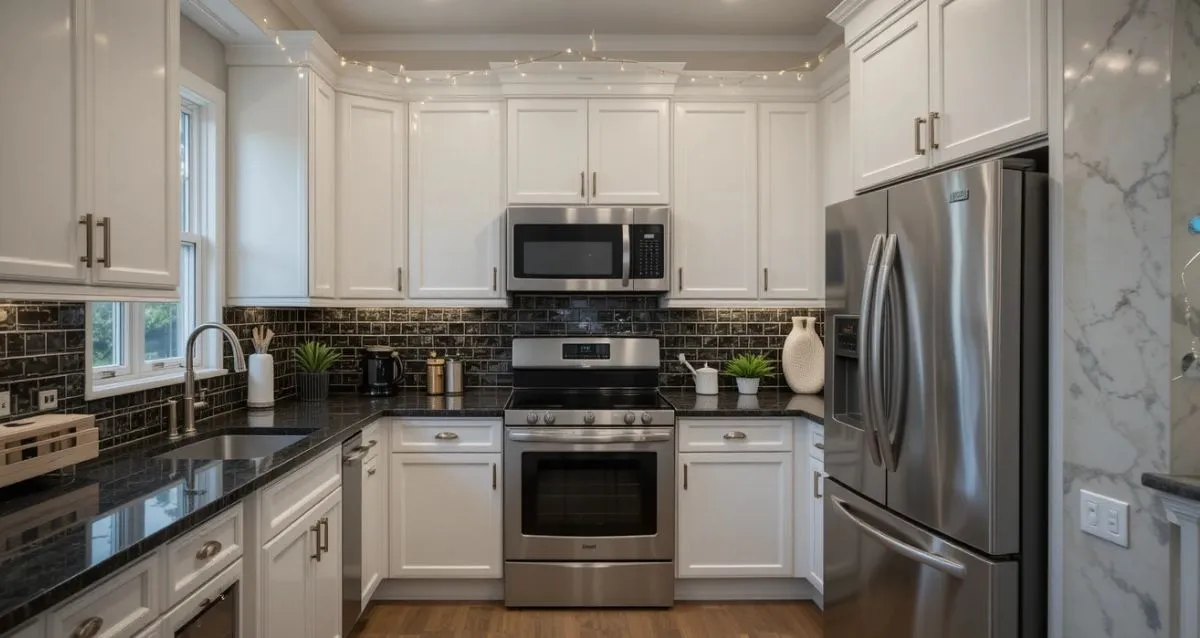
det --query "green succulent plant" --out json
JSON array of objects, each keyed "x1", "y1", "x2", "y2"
[
  {"x1": 295, "y1": 341, "x2": 341, "y2": 373},
  {"x1": 724, "y1": 353, "x2": 775, "y2": 379}
]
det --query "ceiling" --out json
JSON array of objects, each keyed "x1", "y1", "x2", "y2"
[{"x1": 312, "y1": 0, "x2": 841, "y2": 36}]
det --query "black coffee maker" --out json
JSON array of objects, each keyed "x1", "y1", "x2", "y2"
[{"x1": 359, "y1": 346, "x2": 403, "y2": 396}]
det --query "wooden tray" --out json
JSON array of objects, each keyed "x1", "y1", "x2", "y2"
[{"x1": 0, "y1": 414, "x2": 99, "y2": 489}]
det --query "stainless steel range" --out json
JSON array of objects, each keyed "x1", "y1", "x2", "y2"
[{"x1": 503, "y1": 337, "x2": 676, "y2": 608}]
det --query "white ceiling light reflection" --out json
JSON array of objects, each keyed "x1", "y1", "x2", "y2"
[{"x1": 1137, "y1": 58, "x2": 1161, "y2": 76}]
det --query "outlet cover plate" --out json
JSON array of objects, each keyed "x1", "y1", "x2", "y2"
[
  {"x1": 1080, "y1": 489, "x2": 1129, "y2": 547},
  {"x1": 0, "y1": 391, "x2": 9, "y2": 417},
  {"x1": 36, "y1": 389, "x2": 58, "y2": 411}
]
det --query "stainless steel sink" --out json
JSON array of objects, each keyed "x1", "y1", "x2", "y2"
[{"x1": 154, "y1": 434, "x2": 308, "y2": 461}]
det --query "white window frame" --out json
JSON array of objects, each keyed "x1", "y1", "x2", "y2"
[{"x1": 86, "y1": 69, "x2": 227, "y2": 399}]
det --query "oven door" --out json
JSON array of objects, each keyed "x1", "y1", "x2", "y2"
[
  {"x1": 507, "y1": 207, "x2": 632, "y2": 292},
  {"x1": 504, "y1": 428, "x2": 675, "y2": 561}
]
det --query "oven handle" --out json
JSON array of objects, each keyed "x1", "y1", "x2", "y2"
[
  {"x1": 507, "y1": 430, "x2": 673, "y2": 444},
  {"x1": 621, "y1": 224, "x2": 631, "y2": 288}
]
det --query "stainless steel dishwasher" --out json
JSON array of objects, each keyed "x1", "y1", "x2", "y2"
[{"x1": 341, "y1": 432, "x2": 371, "y2": 635}]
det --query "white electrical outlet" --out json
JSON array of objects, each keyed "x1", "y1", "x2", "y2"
[
  {"x1": 0, "y1": 391, "x2": 9, "y2": 417},
  {"x1": 36, "y1": 389, "x2": 58, "y2": 411},
  {"x1": 1080, "y1": 489, "x2": 1129, "y2": 547}
]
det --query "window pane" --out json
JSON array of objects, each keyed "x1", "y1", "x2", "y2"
[
  {"x1": 91, "y1": 303, "x2": 122, "y2": 367},
  {"x1": 143, "y1": 303, "x2": 181, "y2": 361},
  {"x1": 180, "y1": 109, "x2": 192, "y2": 230}
]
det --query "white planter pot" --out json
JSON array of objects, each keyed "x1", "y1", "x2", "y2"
[{"x1": 735, "y1": 377, "x2": 761, "y2": 395}]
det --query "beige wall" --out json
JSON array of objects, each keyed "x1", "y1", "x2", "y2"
[{"x1": 181, "y1": 15, "x2": 227, "y2": 91}]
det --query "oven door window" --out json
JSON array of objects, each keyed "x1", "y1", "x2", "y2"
[
  {"x1": 521, "y1": 452, "x2": 657, "y2": 537},
  {"x1": 176, "y1": 583, "x2": 237, "y2": 638},
  {"x1": 513, "y1": 224, "x2": 622, "y2": 279}
]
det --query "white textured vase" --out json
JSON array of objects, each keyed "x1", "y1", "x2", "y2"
[{"x1": 782, "y1": 316, "x2": 825, "y2": 394}]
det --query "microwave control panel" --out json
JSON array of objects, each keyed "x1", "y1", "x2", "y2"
[{"x1": 630, "y1": 224, "x2": 665, "y2": 279}]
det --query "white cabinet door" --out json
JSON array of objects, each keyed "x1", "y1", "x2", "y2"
[
  {"x1": 310, "y1": 489, "x2": 344, "y2": 638},
  {"x1": 759, "y1": 103, "x2": 822, "y2": 301},
  {"x1": 929, "y1": 0, "x2": 1046, "y2": 163},
  {"x1": 361, "y1": 454, "x2": 386, "y2": 604},
  {"x1": 507, "y1": 99, "x2": 589, "y2": 204},
  {"x1": 850, "y1": 1, "x2": 931, "y2": 190},
  {"x1": 588, "y1": 100, "x2": 670, "y2": 205},
  {"x1": 337, "y1": 94, "x2": 406, "y2": 300},
  {"x1": 821, "y1": 83, "x2": 853, "y2": 207},
  {"x1": 672, "y1": 103, "x2": 758, "y2": 300},
  {"x1": 0, "y1": 0, "x2": 86, "y2": 284},
  {"x1": 408, "y1": 102, "x2": 503, "y2": 299},
  {"x1": 389, "y1": 453, "x2": 503, "y2": 578},
  {"x1": 678, "y1": 452, "x2": 793, "y2": 578},
  {"x1": 261, "y1": 502, "x2": 320, "y2": 638},
  {"x1": 308, "y1": 74, "x2": 336, "y2": 299},
  {"x1": 809, "y1": 456, "x2": 825, "y2": 592},
  {"x1": 90, "y1": 0, "x2": 180, "y2": 289}
]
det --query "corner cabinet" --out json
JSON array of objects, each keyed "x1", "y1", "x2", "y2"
[
  {"x1": 407, "y1": 102, "x2": 504, "y2": 300},
  {"x1": 839, "y1": 0, "x2": 1046, "y2": 191},
  {"x1": 506, "y1": 99, "x2": 670, "y2": 205},
  {"x1": 0, "y1": 0, "x2": 180, "y2": 299},
  {"x1": 227, "y1": 34, "x2": 337, "y2": 305}
]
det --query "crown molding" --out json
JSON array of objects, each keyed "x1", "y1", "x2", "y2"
[
  {"x1": 335, "y1": 33, "x2": 829, "y2": 54},
  {"x1": 181, "y1": 0, "x2": 272, "y2": 44},
  {"x1": 830, "y1": 0, "x2": 915, "y2": 48},
  {"x1": 272, "y1": 0, "x2": 342, "y2": 43},
  {"x1": 226, "y1": 30, "x2": 341, "y2": 81},
  {"x1": 828, "y1": 0, "x2": 875, "y2": 26}
]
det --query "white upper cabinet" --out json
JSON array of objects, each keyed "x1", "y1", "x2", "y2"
[
  {"x1": 0, "y1": 0, "x2": 180, "y2": 297},
  {"x1": 507, "y1": 100, "x2": 589, "y2": 204},
  {"x1": 336, "y1": 94, "x2": 407, "y2": 300},
  {"x1": 589, "y1": 100, "x2": 671, "y2": 205},
  {"x1": 408, "y1": 101, "x2": 504, "y2": 300},
  {"x1": 838, "y1": 0, "x2": 1048, "y2": 191},
  {"x1": 928, "y1": 0, "x2": 1046, "y2": 163},
  {"x1": 821, "y1": 84, "x2": 853, "y2": 207},
  {"x1": 759, "y1": 103, "x2": 822, "y2": 301},
  {"x1": 227, "y1": 34, "x2": 338, "y2": 305},
  {"x1": 850, "y1": 1, "x2": 931, "y2": 190},
  {"x1": 672, "y1": 103, "x2": 758, "y2": 300}
]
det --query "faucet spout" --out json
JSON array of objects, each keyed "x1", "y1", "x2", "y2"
[{"x1": 171, "y1": 322, "x2": 248, "y2": 440}]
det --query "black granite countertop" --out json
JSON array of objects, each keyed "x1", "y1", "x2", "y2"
[
  {"x1": 0, "y1": 389, "x2": 510, "y2": 633},
  {"x1": 660, "y1": 389, "x2": 824, "y2": 423},
  {"x1": 1142, "y1": 473, "x2": 1200, "y2": 502}
]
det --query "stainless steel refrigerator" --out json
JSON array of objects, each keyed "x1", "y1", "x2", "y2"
[{"x1": 823, "y1": 159, "x2": 1047, "y2": 638}]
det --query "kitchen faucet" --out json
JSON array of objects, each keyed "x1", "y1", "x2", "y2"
[{"x1": 168, "y1": 323, "x2": 248, "y2": 440}]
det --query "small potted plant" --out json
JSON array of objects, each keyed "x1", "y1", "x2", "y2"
[
  {"x1": 725, "y1": 353, "x2": 775, "y2": 395},
  {"x1": 295, "y1": 341, "x2": 340, "y2": 402}
]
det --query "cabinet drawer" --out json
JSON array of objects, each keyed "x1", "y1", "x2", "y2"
[
  {"x1": 391, "y1": 419, "x2": 502, "y2": 453},
  {"x1": 679, "y1": 418, "x2": 794, "y2": 452},
  {"x1": 164, "y1": 503, "x2": 243, "y2": 607},
  {"x1": 5, "y1": 618, "x2": 44, "y2": 638},
  {"x1": 49, "y1": 552, "x2": 161, "y2": 638},
  {"x1": 361, "y1": 421, "x2": 382, "y2": 461},
  {"x1": 808, "y1": 421, "x2": 824, "y2": 460},
  {"x1": 259, "y1": 448, "x2": 341, "y2": 541}
]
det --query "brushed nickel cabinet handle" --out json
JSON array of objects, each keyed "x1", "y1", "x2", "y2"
[
  {"x1": 592, "y1": 171, "x2": 597, "y2": 198},
  {"x1": 78, "y1": 214, "x2": 94, "y2": 267},
  {"x1": 763, "y1": 268, "x2": 769, "y2": 292},
  {"x1": 929, "y1": 112, "x2": 940, "y2": 150},
  {"x1": 367, "y1": 467, "x2": 377, "y2": 476},
  {"x1": 310, "y1": 523, "x2": 321, "y2": 561},
  {"x1": 683, "y1": 464, "x2": 688, "y2": 490},
  {"x1": 678, "y1": 267, "x2": 683, "y2": 292},
  {"x1": 492, "y1": 463, "x2": 497, "y2": 490},
  {"x1": 914, "y1": 117, "x2": 927, "y2": 156},
  {"x1": 434, "y1": 431, "x2": 459, "y2": 440},
  {"x1": 397, "y1": 267, "x2": 403, "y2": 292},
  {"x1": 71, "y1": 617, "x2": 103, "y2": 638},
  {"x1": 318, "y1": 517, "x2": 329, "y2": 554},
  {"x1": 492, "y1": 267, "x2": 498, "y2": 291},
  {"x1": 814, "y1": 471, "x2": 823, "y2": 499},
  {"x1": 815, "y1": 441, "x2": 825, "y2": 450},
  {"x1": 723, "y1": 431, "x2": 748, "y2": 440},
  {"x1": 195, "y1": 540, "x2": 222, "y2": 560},
  {"x1": 97, "y1": 216, "x2": 112, "y2": 267},
  {"x1": 580, "y1": 171, "x2": 586, "y2": 198}
]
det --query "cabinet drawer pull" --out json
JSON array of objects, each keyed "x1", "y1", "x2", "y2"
[
  {"x1": 928, "y1": 111, "x2": 940, "y2": 150},
  {"x1": 683, "y1": 463, "x2": 688, "y2": 490},
  {"x1": 367, "y1": 467, "x2": 377, "y2": 476},
  {"x1": 310, "y1": 523, "x2": 322, "y2": 561},
  {"x1": 79, "y1": 214, "x2": 94, "y2": 267},
  {"x1": 72, "y1": 617, "x2": 103, "y2": 638},
  {"x1": 97, "y1": 216, "x2": 112, "y2": 267},
  {"x1": 195, "y1": 540, "x2": 223, "y2": 561},
  {"x1": 318, "y1": 517, "x2": 330, "y2": 554},
  {"x1": 723, "y1": 431, "x2": 748, "y2": 440},
  {"x1": 914, "y1": 116, "x2": 927, "y2": 156},
  {"x1": 434, "y1": 431, "x2": 459, "y2": 440},
  {"x1": 814, "y1": 471, "x2": 823, "y2": 499},
  {"x1": 814, "y1": 441, "x2": 825, "y2": 451}
]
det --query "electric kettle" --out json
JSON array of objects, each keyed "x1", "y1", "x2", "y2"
[{"x1": 359, "y1": 346, "x2": 403, "y2": 397}]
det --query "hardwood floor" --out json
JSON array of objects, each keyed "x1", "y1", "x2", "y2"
[{"x1": 350, "y1": 601, "x2": 823, "y2": 638}]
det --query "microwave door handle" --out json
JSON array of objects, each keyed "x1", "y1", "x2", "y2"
[{"x1": 621, "y1": 225, "x2": 632, "y2": 288}]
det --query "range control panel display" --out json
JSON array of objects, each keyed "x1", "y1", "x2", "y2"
[{"x1": 562, "y1": 343, "x2": 612, "y2": 360}]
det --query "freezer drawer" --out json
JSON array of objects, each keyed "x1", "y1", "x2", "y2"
[{"x1": 825, "y1": 480, "x2": 1018, "y2": 638}]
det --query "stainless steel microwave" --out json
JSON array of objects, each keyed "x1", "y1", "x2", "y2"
[{"x1": 506, "y1": 207, "x2": 670, "y2": 293}]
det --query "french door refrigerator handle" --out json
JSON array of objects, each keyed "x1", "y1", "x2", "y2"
[
  {"x1": 884, "y1": 237, "x2": 909, "y2": 471},
  {"x1": 831, "y1": 495, "x2": 967, "y2": 579},
  {"x1": 870, "y1": 234, "x2": 900, "y2": 472},
  {"x1": 858, "y1": 233, "x2": 885, "y2": 468}
]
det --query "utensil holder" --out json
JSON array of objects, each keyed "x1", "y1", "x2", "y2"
[{"x1": 248, "y1": 353, "x2": 274, "y2": 408}]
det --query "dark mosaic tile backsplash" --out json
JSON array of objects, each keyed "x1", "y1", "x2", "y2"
[{"x1": 0, "y1": 296, "x2": 822, "y2": 450}]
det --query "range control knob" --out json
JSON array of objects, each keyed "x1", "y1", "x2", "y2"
[
  {"x1": 543, "y1": 412, "x2": 557, "y2": 425},
  {"x1": 526, "y1": 412, "x2": 539, "y2": 425},
  {"x1": 583, "y1": 411, "x2": 596, "y2": 425},
  {"x1": 641, "y1": 412, "x2": 653, "y2": 425},
  {"x1": 624, "y1": 411, "x2": 637, "y2": 425}
]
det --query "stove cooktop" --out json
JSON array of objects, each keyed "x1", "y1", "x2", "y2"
[{"x1": 503, "y1": 389, "x2": 677, "y2": 427}]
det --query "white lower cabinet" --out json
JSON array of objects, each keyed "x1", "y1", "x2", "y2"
[
  {"x1": 48, "y1": 552, "x2": 161, "y2": 638},
  {"x1": 677, "y1": 452, "x2": 794, "y2": 578},
  {"x1": 361, "y1": 453, "x2": 387, "y2": 603},
  {"x1": 809, "y1": 456, "x2": 825, "y2": 591},
  {"x1": 389, "y1": 453, "x2": 503, "y2": 578},
  {"x1": 261, "y1": 487, "x2": 343, "y2": 638}
]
